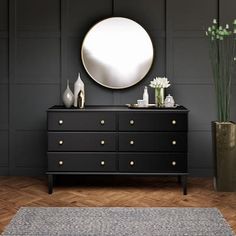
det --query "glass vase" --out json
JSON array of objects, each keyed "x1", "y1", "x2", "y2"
[{"x1": 155, "y1": 87, "x2": 164, "y2": 107}]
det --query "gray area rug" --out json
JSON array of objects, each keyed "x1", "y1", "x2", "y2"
[{"x1": 1, "y1": 207, "x2": 235, "y2": 236}]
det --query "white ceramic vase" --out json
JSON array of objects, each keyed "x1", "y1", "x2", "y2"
[
  {"x1": 62, "y1": 80, "x2": 74, "y2": 108},
  {"x1": 74, "y1": 73, "x2": 85, "y2": 108}
]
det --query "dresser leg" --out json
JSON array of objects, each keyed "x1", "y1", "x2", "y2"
[
  {"x1": 181, "y1": 175, "x2": 187, "y2": 195},
  {"x1": 48, "y1": 174, "x2": 53, "y2": 194}
]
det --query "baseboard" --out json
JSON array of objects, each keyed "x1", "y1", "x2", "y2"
[
  {"x1": 9, "y1": 168, "x2": 45, "y2": 176},
  {"x1": 0, "y1": 167, "x2": 9, "y2": 175},
  {"x1": 189, "y1": 168, "x2": 214, "y2": 177}
]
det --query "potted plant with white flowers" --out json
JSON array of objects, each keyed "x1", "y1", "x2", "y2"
[
  {"x1": 206, "y1": 19, "x2": 236, "y2": 191},
  {"x1": 149, "y1": 77, "x2": 170, "y2": 107}
]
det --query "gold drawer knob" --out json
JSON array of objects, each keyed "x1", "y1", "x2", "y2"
[
  {"x1": 130, "y1": 120, "x2": 135, "y2": 125},
  {"x1": 172, "y1": 161, "x2": 176, "y2": 166},
  {"x1": 58, "y1": 120, "x2": 63, "y2": 125},
  {"x1": 100, "y1": 120, "x2": 105, "y2": 125},
  {"x1": 59, "y1": 160, "x2": 63, "y2": 166},
  {"x1": 130, "y1": 140, "x2": 135, "y2": 145},
  {"x1": 130, "y1": 161, "x2": 135, "y2": 166},
  {"x1": 172, "y1": 140, "x2": 177, "y2": 145},
  {"x1": 100, "y1": 161, "x2": 105, "y2": 166},
  {"x1": 59, "y1": 140, "x2": 63, "y2": 145},
  {"x1": 172, "y1": 120, "x2": 176, "y2": 125},
  {"x1": 100, "y1": 140, "x2": 105, "y2": 145}
]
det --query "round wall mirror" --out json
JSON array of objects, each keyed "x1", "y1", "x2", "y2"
[{"x1": 81, "y1": 17, "x2": 154, "y2": 89}]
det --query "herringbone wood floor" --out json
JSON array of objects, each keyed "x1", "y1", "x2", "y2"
[{"x1": 0, "y1": 176, "x2": 235, "y2": 234}]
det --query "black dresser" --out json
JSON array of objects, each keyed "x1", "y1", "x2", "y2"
[{"x1": 47, "y1": 105, "x2": 189, "y2": 194}]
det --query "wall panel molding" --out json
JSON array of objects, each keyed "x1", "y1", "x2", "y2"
[
  {"x1": 0, "y1": 32, "x2": 8, "y2": 38},
  {"x1": 0, "y1": 0, "x2": 9, "y2": 171},
  {"x1": 0, "y1": 167, "x2": 9, "y2": 175},
  {"x1": 60, "y1": 0, "x2": 68, "y2": 100},
  {"x1": 0, "y1": 0, "x2": 234, "y2": 176},
  {"x1": 8, "y1": 0, "x2": 17, "y2": 175},
  {"x1": 219, "y1": 0, "x2": 236, "y2": 24},
  {"x1": 166, "y1": 0, "x2": 219, "y2": 176}
]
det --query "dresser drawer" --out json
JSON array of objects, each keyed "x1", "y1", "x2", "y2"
[
  {"x1": 119, "y1": 112, "x2": 187, "y2": 131},
  {"x1": 48, "y1": 112, "x2": 116, "y2": 131},
  {"x1": 48, "y1": 132, "x2": 117, "y2": 151},
  {"x1": 48, "y1": 152, "x2": 116, "y2": 172},
  {"x1": 119, "y1": 153, "x2": 187, "y2": 173},
  {"x1": 119, "y1": 132, "x2": 187, "y2": 152}
]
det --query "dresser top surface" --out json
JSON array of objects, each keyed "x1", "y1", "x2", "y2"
[{"x1": 48, "y1": 105, "x2": 189, "y2": 112}]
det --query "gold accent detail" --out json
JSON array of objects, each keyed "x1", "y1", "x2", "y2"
[
  {"x1": 130, "y1": 161, "x2": 135, "y2": 166},
  {"x1": 130, "y1": 140, "x2": 134, "y2": 145},
  {"x1": 58, "y1": 120, "x2": 63, "y2": 125},
  {"x1": 172, "y1": 161, "x2": 176, "y2": 166},
  {"x1": 59, "y1": 161, "x2": 63, "y2": 166},
  {"x1": 130, "y1": 120, "x2": 135, "y2": 125},
  {"x1": 59, "y1": 140, "x2": 63, "y2": 145}
]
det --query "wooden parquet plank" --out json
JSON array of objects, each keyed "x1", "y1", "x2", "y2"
[{"x1": 0, "y1": 176, "x2": 236, "y2": 233}]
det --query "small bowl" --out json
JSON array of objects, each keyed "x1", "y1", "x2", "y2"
[{"x1": 137, "y1": 99, "x2": 145, "y2": 107}]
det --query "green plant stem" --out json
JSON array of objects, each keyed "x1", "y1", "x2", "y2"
[{"x1": 208, "y1": 31, "x2": 235, "y2": 122}]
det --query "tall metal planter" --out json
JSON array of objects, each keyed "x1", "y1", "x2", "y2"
[{"x1": 212, "y1": 121, "x2": 236, "y2": 191}]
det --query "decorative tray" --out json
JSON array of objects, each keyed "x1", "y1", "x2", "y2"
[{"x1": 126, "y1": 104, "x2": 179, "y2": 109}]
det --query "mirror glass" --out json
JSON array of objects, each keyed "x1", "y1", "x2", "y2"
[{"x1": 81, "y1": 17, "x2": 154, "y2": 89}]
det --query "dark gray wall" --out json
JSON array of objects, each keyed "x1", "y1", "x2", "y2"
[{"x1": 0, "y1": 0, "x2": 235, "y2": 176}]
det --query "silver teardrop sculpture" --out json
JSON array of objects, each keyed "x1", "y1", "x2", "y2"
[{"x1": 62, "y1": 80, "x2": 74, "y2": 108}]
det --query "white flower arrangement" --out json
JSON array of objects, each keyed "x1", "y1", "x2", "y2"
[
  {"x1": 205, "y1": 18, "x2": 236, "y2": 41},
  {"x1": 149, "y1": 77, "x2": 171, "y2": 89}
]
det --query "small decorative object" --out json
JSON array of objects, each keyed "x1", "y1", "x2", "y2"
[
  {"x1": 62, "y1": 80, "x2": 74, "y2": 108},
  {"x1": 126, "y1": 103, "x2": 158, "y2": 109},
  {"x1": 149, "y1": 77, "x2": 170, "y2": 107},
  {"x1": 164, "y1": 94, "x2": 175, "y2": 108},
  {"x1": 137, "y1": 99, "x2": 145, "y2": 107},
  {"x1": 206, "y1": 19, "x2": 236, "y2": 191},
  {"x1": 78, "y1": 90, "x2": 85, "y2": 109},
  {"x1": 74, "y1": 73, "x2": 85, "y2": 108},
  {"x1": 142, "y1": 86, "x2": 149, "y2": 107}
]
